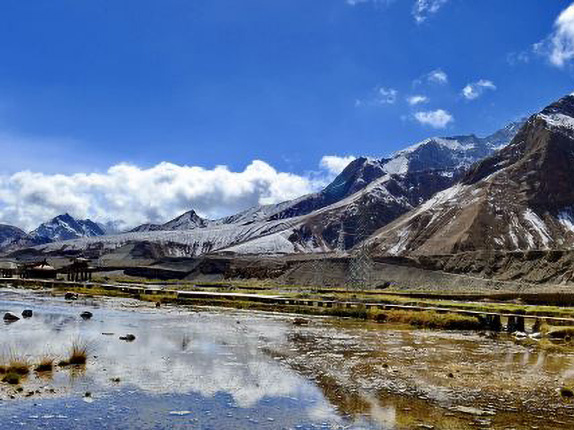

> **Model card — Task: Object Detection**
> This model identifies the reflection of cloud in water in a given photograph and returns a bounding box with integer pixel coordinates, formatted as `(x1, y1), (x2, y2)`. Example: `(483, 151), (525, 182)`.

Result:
(0, 292), (321, 409)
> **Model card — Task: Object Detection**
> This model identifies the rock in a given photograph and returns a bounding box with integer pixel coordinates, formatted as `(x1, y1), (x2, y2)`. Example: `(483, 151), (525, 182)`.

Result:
(513, 331), (527, 339)
(3, 312), (20, 322)
(21, 310), (33, 318)
(80, 311), (93, 320)
(293, 318), (309, 326)
(119, 334), (136, 342)
(155, 302), (161, 308)
(529, 332), (542, 339)
(65, 292), (78, 300)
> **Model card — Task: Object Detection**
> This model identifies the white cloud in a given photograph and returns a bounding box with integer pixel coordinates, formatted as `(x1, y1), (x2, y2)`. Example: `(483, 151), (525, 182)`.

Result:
(406, 95), (429, 105)
(427, 69), (448, 85)
(0, 159), (346, 231)
(462, 79), (496, 100)
(413, 0), (449, 23)
(414, 109), (453, 128)
(320, 155), (356, 176)
(355, 86), (398, 106)
(538, 3), (574, 67)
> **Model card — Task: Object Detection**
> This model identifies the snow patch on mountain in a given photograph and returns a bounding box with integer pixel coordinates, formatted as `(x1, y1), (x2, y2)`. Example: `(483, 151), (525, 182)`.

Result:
(523, 209), (552, 248)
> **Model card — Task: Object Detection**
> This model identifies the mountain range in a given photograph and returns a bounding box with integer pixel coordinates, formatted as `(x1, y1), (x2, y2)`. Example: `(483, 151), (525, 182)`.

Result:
(0, 110), (530, 259)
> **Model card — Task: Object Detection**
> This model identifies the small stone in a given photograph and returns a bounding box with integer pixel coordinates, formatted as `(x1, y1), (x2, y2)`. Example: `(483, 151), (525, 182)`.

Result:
(80, 311), (93, 320)
(119, 334), (136, 342)
(293, 318), (309, 326)
(3, 312), (20, 322)
(64, 292), (78, 300)
(21, 310), (33, 318)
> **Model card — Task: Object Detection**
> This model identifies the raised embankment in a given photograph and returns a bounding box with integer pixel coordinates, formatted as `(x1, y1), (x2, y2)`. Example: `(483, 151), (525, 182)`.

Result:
(2, 277), (574, 331)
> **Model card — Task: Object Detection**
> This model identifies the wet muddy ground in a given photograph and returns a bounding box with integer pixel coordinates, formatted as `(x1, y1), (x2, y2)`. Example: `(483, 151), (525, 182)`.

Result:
(0, 287), (573, 429)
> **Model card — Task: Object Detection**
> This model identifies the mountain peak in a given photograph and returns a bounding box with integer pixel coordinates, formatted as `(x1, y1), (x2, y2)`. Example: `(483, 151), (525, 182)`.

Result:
(540, 93), (574, 118)
(30, 213), (105, 243)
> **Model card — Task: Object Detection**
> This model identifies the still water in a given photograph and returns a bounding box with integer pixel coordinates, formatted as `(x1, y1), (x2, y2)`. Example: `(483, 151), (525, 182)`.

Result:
(0, 288), (573, 429)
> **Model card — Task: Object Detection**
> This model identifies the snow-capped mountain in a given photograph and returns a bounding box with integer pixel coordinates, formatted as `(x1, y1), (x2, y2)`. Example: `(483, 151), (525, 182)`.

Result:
(29, 213), (106, 244)
(25, 118), (523, 259)
(131, 210), (209, 232)
(369, 94), (574, 256)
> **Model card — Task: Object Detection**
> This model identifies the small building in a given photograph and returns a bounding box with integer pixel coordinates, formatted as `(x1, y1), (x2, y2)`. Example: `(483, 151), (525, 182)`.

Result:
(20, 260), (58, 280)
(64, 257), (93, 282)
(0, 261), (17, 278)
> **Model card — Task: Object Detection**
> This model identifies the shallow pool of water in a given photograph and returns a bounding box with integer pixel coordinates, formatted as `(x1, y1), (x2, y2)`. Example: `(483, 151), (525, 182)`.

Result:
(1, 288), (573, 429)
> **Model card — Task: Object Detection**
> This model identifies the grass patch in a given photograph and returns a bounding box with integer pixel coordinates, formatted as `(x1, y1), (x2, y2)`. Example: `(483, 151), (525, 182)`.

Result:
(2, 372), (20, 385)
(369, 309), (483, 330)
(7, 357), (30, 375)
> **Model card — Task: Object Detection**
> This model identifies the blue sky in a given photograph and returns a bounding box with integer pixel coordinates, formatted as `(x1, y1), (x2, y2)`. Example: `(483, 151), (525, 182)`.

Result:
(1, 0), (574, 229)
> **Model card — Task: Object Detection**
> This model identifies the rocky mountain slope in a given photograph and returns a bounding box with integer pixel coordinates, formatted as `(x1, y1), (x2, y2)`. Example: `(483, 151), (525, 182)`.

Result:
(255, 120), (525, 253)
(0, 224), (30, 250)
(20, 119), (523, 259)
(369, 94), (574, 256)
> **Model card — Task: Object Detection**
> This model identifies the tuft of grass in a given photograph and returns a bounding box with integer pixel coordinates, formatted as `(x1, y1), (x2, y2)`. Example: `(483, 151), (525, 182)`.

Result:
(35, 356), (55, 372)
(67, 340), (88, 365)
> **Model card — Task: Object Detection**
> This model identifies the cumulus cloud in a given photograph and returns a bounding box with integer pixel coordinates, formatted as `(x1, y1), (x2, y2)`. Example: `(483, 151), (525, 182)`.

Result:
(461, 79), (496, 100)
(413, 0), (449, 23)
(355, 86), (398, 107)
(536, 3), (574, 67)
(0, 159), (347, 231)
(406, 95), (429, 105)
(414, 109), (453, 128)
(320, 155), (356, 176)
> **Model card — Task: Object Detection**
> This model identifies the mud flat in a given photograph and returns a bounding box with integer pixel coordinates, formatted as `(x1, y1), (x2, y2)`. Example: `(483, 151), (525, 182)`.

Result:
(0, 287), (573, 429)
